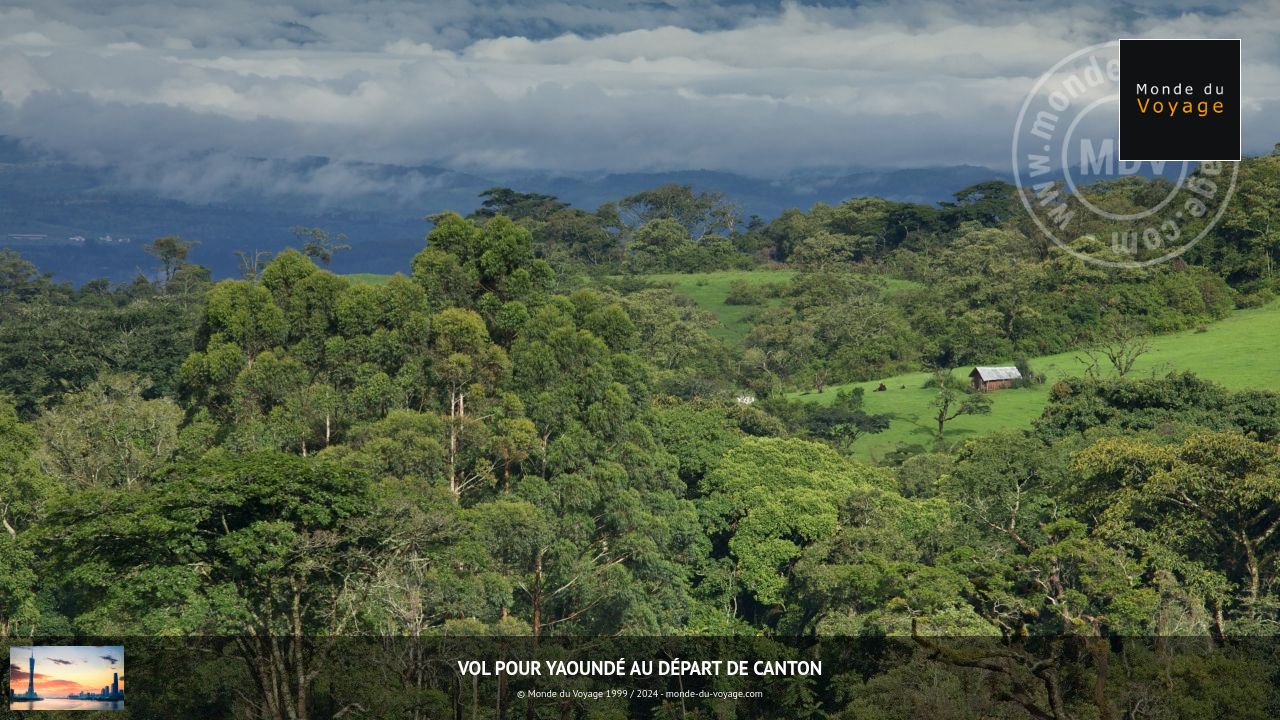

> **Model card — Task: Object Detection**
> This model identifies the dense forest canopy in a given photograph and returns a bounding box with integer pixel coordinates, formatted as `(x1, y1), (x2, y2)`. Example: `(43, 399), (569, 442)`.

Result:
(3, 150), (1280, 718)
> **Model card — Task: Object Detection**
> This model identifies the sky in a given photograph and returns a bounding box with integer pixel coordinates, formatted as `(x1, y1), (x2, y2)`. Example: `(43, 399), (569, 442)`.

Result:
(9, 646), (124, 697)
(1, 0), (1278, 197)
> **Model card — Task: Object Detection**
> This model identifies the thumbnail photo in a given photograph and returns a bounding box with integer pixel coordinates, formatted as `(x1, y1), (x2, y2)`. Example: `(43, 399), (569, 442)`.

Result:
(8, 646), (124, 712)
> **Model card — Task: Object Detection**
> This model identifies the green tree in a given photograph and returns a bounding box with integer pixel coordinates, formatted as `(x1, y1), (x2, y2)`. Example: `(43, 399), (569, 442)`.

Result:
(321, 410), (446, 483)
(796, 388), (892, 452)
(202, 279), (287, 362)
(931, 370), (992, 440)
(1200, 152), (1280, 283)
(783, 484), (973, 636)
(0, 285), (200, 419)
(413, 213), (553, 313)
(927, 432), (1165, 720)
(626, 218), (694, 273)
(1089, 313), (1153, 378)
(0, 398), (50, 638)
(701, 437), (894, 610)
(36, 374), (183, 489)
(470, 187), (568, 222)
(791, 230), (864, 270)
(534, 207), (617, 266)
(939, 181), (1017, 227)
(429, 308), (511, 499)
(1036, 372), (1280, 442)
(0, 249), (45, 307)
(291, 226), (351, 266)
(48, 452), (375, 718)
(615, 183), (738, 239)
(1077, 432), (1280, 632)
(0, 397), (50, 535)
(144, 235), (198, 282)
(618, 288), (734, 397)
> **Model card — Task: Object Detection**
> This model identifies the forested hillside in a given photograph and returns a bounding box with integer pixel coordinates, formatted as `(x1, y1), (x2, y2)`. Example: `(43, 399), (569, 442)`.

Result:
(3, 151), (1280, 718)
(0, 136), (1003, 284)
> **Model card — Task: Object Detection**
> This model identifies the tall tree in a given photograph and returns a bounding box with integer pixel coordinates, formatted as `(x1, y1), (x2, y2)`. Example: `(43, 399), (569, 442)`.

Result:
(201, 279), (288, 363)
(291, 227), (351, 266)
(47, 452), (375, 720)
(0, 249), (45, 307)
(1078, 432), (1280, 631)
(615, 184), (738, 238)
(0, 396), (53, 638)
(701, 437), (894, 612)
(428, 308), (511, 499)
(144, 235), (198, 282)
(932, 369), (992, 440)
(470, 187), (568, 222)
(36, 374), (183, 489)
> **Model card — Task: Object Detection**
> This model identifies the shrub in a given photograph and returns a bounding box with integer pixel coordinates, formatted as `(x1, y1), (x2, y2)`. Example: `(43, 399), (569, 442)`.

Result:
(1238, 288), (1276, 309)
(1014, 356), (1045, 387)
(725, 280), (768, 306)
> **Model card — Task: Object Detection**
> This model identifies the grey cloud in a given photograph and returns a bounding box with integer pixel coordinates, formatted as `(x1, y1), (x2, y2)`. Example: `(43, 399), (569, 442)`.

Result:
(20, 1), (773, 51)
(1, 0), (1277, 204)
(113, 153), (470, 207)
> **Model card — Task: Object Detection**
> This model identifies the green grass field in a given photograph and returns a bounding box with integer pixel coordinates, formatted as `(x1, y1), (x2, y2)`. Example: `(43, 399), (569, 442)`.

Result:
(345, 272), (395, 285)
(792, 300), (1280, 463)
(639, 270), (919, 344)
(639, 270), (796, 343)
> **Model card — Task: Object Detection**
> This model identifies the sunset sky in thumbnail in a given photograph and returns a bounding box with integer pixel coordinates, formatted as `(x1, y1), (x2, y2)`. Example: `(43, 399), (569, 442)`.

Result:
(9, 646), (124, 697)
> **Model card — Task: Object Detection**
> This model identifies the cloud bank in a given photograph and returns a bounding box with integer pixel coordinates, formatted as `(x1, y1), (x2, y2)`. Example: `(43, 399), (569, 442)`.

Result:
(2, 0), (1278, 200)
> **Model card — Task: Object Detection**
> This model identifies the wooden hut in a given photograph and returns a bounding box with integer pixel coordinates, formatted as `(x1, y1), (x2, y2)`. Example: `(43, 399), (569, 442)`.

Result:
(969, 366), (1022, 392)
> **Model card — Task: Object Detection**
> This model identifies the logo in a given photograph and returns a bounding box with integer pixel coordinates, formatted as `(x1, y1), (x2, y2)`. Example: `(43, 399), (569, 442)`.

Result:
(1119, 39), (1241, 162)
(1012, 41), (1238, 268)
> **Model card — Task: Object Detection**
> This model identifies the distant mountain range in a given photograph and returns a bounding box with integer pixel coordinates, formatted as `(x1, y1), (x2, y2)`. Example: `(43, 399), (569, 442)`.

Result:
(0, 136), (1006, 283)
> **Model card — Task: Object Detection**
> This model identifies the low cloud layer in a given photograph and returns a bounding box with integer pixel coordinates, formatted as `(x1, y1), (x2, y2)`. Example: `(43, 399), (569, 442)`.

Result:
(2, 0), (1278, 200)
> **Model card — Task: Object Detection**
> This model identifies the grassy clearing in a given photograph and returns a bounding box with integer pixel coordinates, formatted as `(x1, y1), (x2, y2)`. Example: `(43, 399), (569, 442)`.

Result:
(345, 273), (395, 285)
(346, 269), (795, 341)
(352, 268), (916, 346)
(792, 300), (1280, 463)
(639, 270), (919, 344)
(639, 270), (796, 343)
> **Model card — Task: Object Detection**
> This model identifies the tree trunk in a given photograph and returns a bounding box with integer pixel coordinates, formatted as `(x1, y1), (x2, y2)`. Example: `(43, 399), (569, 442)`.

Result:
(1212, 602), (1226, 645)
(448, 391), (466, 498)
(292, 582), (308, 720)
(1088, 638), (1117, 720)
(1242, 532), (1261, 611)
(531, 551), (544, 639)
(502, 451), (512, 494)
(497, 672), (507, 720)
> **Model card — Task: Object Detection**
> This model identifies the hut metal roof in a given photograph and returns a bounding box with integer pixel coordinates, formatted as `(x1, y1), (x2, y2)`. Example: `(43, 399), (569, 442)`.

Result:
(971, 366), (1022, 381)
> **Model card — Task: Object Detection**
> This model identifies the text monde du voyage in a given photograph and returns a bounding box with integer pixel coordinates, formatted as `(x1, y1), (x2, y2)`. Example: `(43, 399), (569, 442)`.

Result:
(1134, 83), (1228, 117)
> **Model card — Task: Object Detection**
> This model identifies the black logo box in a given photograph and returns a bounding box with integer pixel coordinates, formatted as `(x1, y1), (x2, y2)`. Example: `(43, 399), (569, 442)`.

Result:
(1119, 38), (1241, 161)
